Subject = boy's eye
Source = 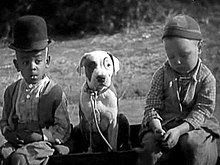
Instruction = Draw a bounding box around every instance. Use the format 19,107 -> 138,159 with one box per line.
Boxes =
180,52 -> 191,57
35,59 -> 42,64
167,54 -> 175,60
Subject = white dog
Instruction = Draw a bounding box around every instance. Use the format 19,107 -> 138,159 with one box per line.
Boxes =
77,50 -> 120,152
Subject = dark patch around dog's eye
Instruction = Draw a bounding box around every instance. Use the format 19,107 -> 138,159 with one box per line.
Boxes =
85,61 -> 97,81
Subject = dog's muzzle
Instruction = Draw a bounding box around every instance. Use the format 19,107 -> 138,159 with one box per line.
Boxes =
96,75 -> 106,83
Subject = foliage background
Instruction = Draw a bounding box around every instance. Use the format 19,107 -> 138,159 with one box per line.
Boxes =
0,0 -> 219,37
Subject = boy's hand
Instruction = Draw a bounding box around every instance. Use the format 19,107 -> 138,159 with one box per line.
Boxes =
154,128 -> 166,140
17,132 -> 43,143
161,122 -> 191,149
162,127 -> 180,149
149,119 -> 166,140
4,129 -> 24,147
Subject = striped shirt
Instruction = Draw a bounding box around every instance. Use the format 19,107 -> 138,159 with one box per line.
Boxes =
16,76 -> 50,124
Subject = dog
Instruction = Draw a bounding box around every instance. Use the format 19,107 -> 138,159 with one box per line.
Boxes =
77,50 -> 121,152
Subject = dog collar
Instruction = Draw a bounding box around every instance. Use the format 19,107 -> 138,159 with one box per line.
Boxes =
84,82 -> 110,97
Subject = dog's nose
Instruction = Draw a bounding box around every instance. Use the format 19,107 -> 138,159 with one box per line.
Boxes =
96,75 -> 106,83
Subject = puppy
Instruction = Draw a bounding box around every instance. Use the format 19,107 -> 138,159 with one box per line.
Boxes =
77,50 -> 120,152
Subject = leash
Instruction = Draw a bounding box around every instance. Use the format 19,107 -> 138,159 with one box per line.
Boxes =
88,91 -> 113,152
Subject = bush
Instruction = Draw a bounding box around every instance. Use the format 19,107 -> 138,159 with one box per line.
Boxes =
0,0 -> 218,37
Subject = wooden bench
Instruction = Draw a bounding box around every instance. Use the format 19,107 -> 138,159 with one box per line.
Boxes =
0,124 -> 219,165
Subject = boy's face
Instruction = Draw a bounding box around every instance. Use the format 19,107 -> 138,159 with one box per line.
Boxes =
164,37 -> 199,75
13,48 -> 50,84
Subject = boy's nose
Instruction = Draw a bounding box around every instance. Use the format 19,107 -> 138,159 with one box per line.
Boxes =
30,61 -> 37,70
177,60 -> 181,65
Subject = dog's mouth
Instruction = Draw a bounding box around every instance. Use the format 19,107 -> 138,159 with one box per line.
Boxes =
95,75 -> 110,87
95,82 -> 108,90
87,74 -> 111,92
94,79 -> 110,92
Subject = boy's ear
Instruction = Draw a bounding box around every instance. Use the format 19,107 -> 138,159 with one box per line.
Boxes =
197,40 -> 203,54
45,55 -> 51,68
13,59 -> 20,72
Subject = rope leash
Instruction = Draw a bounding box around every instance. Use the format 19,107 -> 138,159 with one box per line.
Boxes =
88,91 -> 113,152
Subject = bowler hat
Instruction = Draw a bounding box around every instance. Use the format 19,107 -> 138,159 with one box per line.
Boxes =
162,14 -> 202,40
9,15 -> 51,51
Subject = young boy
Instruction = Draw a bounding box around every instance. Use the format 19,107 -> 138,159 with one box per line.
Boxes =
138,14 -> 220,165
0,15 -> 73,165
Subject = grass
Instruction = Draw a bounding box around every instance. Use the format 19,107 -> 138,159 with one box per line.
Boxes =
0,23 -> 166,123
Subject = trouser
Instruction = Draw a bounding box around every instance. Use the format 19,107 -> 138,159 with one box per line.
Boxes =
138,128 -> 218,165
1,139 -> 73,165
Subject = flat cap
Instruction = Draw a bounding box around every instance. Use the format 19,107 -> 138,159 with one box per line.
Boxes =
162,14 -> 202,40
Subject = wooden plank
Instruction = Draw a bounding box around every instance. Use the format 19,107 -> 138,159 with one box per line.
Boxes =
47,150 -> 138,165
0,124 -> 219,165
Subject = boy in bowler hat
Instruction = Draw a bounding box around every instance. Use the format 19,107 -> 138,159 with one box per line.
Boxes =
0,15 -> 73,165
137,14 -> 220,165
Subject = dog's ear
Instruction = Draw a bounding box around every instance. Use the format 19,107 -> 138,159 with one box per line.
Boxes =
107,52 -> 120,75
77,53 -> 89,76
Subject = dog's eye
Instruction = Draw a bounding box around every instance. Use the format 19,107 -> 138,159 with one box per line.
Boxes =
103,57 -> 112,69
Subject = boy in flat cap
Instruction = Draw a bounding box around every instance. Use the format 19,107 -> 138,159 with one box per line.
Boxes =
137,14 -> 220,165
0,15 -> 73,165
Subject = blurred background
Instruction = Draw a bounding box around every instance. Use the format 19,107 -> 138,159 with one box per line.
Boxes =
0,0 -> 219,40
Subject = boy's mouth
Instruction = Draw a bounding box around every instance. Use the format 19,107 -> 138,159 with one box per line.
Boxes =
31,75 -> 38,80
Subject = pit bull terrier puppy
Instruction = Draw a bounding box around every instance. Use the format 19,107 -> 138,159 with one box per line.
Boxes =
77,50 -> 120,152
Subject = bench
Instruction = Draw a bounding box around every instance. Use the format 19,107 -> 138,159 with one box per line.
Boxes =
0,124 -> 219,165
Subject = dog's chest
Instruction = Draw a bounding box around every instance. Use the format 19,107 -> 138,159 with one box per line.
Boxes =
80,89 -> 118,125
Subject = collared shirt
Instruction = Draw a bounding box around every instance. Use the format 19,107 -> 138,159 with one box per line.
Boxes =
0,76 -> 72,143
15,76 -> 50,124
142,58 -> 217,131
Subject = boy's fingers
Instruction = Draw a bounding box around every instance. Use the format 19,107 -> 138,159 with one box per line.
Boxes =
162,132 -> 169,141
18,139 -> 24,143
155,129 -> 162,135
154,129 -> 166,141
161,129 -> 166,136
155,129 -> 166,135
162,140 -> 174,149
